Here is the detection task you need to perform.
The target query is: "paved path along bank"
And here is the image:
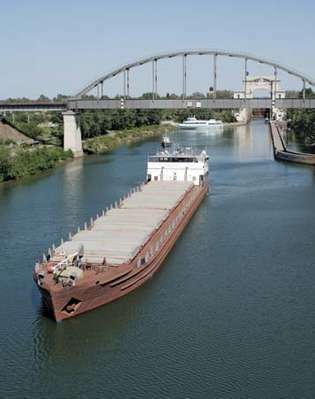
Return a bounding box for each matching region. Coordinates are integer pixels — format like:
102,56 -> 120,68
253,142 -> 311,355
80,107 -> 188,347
269,121 -> 315,165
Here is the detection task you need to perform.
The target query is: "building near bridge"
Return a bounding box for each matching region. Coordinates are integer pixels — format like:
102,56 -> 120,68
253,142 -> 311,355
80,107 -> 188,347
234,76 -> 286,122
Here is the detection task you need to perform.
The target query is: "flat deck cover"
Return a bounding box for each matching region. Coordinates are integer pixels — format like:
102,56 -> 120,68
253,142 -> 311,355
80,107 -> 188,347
53,181 -> 193,265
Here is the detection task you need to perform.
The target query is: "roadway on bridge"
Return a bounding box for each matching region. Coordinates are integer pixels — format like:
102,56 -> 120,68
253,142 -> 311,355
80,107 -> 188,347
1,98 -> 315,112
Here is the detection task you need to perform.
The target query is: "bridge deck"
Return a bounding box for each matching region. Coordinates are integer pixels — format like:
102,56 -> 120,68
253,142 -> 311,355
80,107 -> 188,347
67,98 -> 315,110
1,99 -> 315,112
0,102 -> 66,112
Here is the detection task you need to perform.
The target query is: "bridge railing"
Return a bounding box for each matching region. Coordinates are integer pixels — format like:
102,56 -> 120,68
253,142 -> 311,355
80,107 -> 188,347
1,98 -> 315,111
67,98 -> 315,110
0,102 -> 66,112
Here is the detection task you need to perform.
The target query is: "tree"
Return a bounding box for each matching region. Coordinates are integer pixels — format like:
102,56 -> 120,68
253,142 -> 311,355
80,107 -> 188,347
298,88 -> 315,99
188,92 -> 205,99
139,92 -> 160,100
38,94 -> 50,102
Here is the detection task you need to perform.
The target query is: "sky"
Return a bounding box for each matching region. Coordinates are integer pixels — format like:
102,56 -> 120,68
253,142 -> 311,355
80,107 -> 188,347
1,0 -> 315,99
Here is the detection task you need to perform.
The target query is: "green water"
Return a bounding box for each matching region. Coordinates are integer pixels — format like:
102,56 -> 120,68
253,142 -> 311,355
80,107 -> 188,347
0,120 -> 314,398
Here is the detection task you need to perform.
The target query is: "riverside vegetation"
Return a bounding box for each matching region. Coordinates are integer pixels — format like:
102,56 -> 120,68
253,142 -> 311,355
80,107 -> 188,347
287,89 -> 315,149
0,145 -> 72,182
81,108 -> 236,153
83,124 -> 175,154
5,107 -> 236,143
1,93 -> 237,181
2,88 -> 315,182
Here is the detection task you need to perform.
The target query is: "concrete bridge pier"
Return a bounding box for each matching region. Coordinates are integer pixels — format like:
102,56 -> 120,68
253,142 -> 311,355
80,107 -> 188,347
62,110 -> 83,157
235,107 -> 252,124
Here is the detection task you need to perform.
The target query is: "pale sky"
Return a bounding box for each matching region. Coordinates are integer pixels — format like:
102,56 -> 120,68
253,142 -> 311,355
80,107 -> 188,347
1,0 -> 314,99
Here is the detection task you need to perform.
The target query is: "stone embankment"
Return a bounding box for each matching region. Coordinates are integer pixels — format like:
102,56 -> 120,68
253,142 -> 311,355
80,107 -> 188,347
269,121 -> 315,165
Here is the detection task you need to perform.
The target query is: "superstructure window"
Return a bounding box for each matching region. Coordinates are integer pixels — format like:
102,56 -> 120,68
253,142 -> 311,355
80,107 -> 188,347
155,157 -> 196,163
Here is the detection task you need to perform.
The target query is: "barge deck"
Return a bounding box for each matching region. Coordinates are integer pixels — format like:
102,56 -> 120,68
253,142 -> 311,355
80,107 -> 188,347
54,181 -> 194,265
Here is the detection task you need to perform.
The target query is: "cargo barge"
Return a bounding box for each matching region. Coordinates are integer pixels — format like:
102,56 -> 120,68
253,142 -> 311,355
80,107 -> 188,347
34,140 -> 209,321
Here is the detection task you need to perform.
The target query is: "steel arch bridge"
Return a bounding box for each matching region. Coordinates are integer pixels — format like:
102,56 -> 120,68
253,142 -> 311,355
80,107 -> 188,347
1,49 -> 315,112
74,48 -> 315,100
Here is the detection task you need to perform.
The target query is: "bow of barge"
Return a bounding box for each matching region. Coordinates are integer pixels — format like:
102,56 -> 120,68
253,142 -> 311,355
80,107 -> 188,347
34,140 -> 209,321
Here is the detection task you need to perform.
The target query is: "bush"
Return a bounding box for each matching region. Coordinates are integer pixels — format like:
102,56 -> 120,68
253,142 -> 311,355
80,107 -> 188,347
0,146 -> 11,182
287,109 -> 315,144
80,109 -> 162,139
0,146 -> 73,182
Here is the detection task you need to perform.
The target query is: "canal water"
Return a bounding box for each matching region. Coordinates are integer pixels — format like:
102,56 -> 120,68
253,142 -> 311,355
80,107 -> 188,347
0,120 -> 314,398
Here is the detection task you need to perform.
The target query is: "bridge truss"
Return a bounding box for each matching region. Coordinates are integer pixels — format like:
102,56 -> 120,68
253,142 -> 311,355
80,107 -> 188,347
1,49 -> 315,111
74,49 -> 315,103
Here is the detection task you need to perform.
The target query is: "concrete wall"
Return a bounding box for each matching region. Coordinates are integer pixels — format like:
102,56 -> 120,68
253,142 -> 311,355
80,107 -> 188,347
63,111 -> 83,157
234,108 -> 252,123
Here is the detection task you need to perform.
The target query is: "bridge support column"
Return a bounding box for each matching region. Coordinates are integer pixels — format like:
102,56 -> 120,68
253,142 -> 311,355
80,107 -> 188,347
235,108 -> 252,124
63,110 -> 83,157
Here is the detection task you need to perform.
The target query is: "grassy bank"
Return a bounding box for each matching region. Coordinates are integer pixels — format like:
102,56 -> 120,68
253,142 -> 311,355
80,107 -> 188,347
0,145 -> 73,182
83,123 -> 175,154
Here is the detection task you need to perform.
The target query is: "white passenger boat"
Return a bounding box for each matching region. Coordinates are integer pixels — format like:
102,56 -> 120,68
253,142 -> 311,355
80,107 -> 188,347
178,116 -> 224,129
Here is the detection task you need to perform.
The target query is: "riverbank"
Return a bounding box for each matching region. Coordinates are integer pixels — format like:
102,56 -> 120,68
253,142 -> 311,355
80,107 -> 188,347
224,121 -> 248,127
83,123 -> 175,154
269,121 -> 315,165
0,145 -> 73,183
0,123 -> 175,182
83,120 -> 248,155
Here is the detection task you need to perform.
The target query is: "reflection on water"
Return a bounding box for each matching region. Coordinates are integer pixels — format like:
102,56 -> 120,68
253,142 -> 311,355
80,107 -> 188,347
0,120 -> 315,399
62,157 -> 84,223
287,130 -> 315,154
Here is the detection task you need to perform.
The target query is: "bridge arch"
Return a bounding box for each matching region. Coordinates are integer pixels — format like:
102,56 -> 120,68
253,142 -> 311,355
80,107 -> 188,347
74,49 -> 315,99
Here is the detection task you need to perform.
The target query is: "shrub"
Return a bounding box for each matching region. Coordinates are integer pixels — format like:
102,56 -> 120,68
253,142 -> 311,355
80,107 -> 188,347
0,146 -> 73,182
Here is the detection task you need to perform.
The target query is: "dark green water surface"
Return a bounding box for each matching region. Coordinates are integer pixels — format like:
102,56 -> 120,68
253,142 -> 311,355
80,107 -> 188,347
0,120 -> 314,398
